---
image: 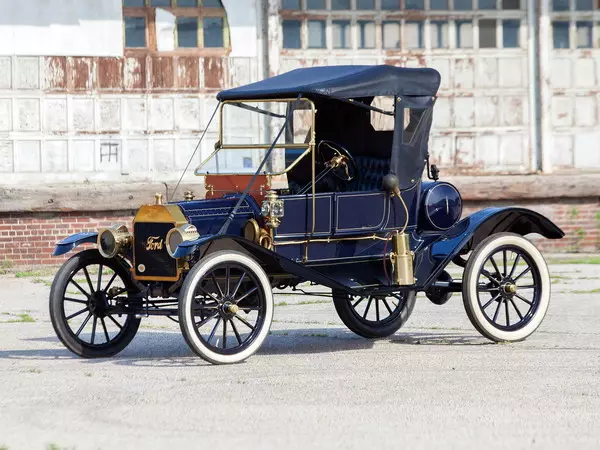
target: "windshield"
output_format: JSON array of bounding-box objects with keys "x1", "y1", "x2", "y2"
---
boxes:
[{"x1": 195, "y1": 99, "x2": 315, "y2": 176}]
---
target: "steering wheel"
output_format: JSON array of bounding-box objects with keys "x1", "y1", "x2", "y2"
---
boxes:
[{"x1": 317, "y1": 140, "x2": 358, "y2": 183}]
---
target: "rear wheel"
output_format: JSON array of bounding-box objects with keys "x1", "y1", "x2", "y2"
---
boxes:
[
  {"x1": 49, "y1": 250, "x2": 141, "y2": 358},
  {"x1": 179, "y1": 251, "x2": 273, "y2": 364},
  {"x1": 332, "y1": 290, "x2": 416, "y2": 338},
  {"x1": 462, "y1": 233, "x2": 550, "y2": 342}
]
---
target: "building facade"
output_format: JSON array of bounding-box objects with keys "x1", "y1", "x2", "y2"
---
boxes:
[{"x1": 0, "y1": 0, "x2": 599, "y2": 266}]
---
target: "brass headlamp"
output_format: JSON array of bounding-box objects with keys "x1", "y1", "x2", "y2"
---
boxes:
[
  {"x1": 97, "y1": 224, "x2": 132, "y2": 259},
  {"x1": 260, "y1": 190, "x2": 284, "y2": 228}
]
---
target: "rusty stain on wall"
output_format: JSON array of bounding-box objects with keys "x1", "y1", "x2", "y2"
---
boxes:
[
  {"x1": 177, "y1": 57, "x2": 199, "y2": 89},
  {"x1": 151, "y1": 57, "x2": 174, "y2": 89},
  {"x1": 124, "y1": 56, "x2": 147, "y2": 91},
  {"x1": 204, "y1": 57, "x2": 225, "y2": 89},
  {"x1": 44, "y1": 57, "x2": 67, "y2": 91},
  {"x1": 68, "y1": 57, "x2": 94, "y2": 91},
  {"x1": 98, "y1": 58, "x2": 123, "y2": 90}
]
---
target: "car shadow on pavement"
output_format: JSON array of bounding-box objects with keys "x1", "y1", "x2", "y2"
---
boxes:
[{"x1": 1, "y1": 329, "x2": 489, "y2": 365}]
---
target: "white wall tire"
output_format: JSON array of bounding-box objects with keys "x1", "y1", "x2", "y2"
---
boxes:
[
  {"x1": 179, "y1": 250, "x2": 273, "y2": 364},
  {"x1": 462, "y1": 232, "x2": 550, "y2": 342}
]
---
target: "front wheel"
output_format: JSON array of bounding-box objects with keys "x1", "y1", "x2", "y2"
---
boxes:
[
  {"x1": 462, "y1": 232, "x2": 550, "y2": 342},
  {"x1": 332, "y1": 290, "x2": 416, "y2": 338},
  {"x1": 179, "y1": 251, "x2": 274, "y2": 364},
  {"x1": 49, "y1": 249, "x2": 141, "y2": 358}
]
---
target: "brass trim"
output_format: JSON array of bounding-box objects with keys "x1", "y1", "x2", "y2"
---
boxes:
[{"x1": 273, "y1": 234, "x2": 390, "y2": 246}]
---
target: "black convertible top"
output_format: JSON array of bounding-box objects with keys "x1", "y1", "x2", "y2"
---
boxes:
[{"x1": 217, "y1": 65, "x2": 441, "y2": 101}]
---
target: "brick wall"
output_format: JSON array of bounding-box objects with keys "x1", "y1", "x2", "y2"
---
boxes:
[
  {"x1": 0, "y1": 210, "x2": 134, "y2": 267},
  {"x1": 1, "y1": 197, "x2": 598, "y2": 268}
]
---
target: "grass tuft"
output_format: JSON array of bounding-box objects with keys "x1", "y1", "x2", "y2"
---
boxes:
[
  {"x1": 6, "y1": 313, "x2": 35, "y2": 323},
  {"x1": 28, "y1": 368, "x2": 41, "y2": 374},
  {"x1": 572, "y1": 288, "x2": 600, "y2": 294},
  {"x1": 548, "y1": 257, "x2": 600, "y2": 265}
]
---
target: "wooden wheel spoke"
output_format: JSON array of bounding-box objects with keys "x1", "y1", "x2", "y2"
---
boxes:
[
  {"x1": 234, "y1": 286, "x2": 258, "y2": 304},
  {"x1": 66, "y1": 307, "x2": 89, "y2": 321},
  {"x1": 362, "y1": 297, "x2": 373, "y2": 319},
  {"x1": 492, "y1": 299, "x2": 502, "y2": 322},
  {"x1": 515, "y1": 293, "x2": 533, "y2": 305},
  {"x1": 375, "y1": 299, "x2": 380, "y2": 321},
  {"x1": 90, "y1": 316, "x2": 98, "y2": 345},
  {"x1": 83, "y1": 267, "x2": 95, "y2": 294},
  {"x1": 195, "y1": 312, "x2": 218, "y2": 328},
  {"x1": 107, "y1": 314, "x2": 123, "y2": 330},
  {"x1": 103, "y1": 272, "x2": 118, "y2": 294},
  {"x1": 231, "y1": 272, "x2": 247, "y2": 298},
  {"x1": 513, "y1": 266, "x2": 531, "y2": 283},
  {"x1": 235, "y1": 314, "x2": 255, "y2": 331},
  {"x1": 352, "y1": 297, "x2": 364, "y2": 308},
  {"x1": 198, "y1": 286, "x2": 220, "y2": 303},
  {"x1": 505, "y1": 298, "x2": 510, "y2": 326},
  {"x1": 64, "y1": 297, "x2": 88, "y2": 305},
  {"x1": 509, "y1": 298, "x2": 524, "y2": 320},
  {"x1": 70, "y1": 279, "x2": 91, "y2": 298},
  {"x1": 230, "y1": 319, "x2": 243, "y2": 345},
  {"x1": 480, "y1": 269, "x2": 501, "y2": 286},
  {"x1": 382, "y1": 299, "x2": 394, "y2": 315},
  {"x1": 96, "y1": 264, "x2": 103, "y2": 293},
  {"x1": 508, "y1": 253, "x2": 521, "y2": 279},
  {"x1": 75, "y1": 313, "x2": 92, "y2": 336},
  {"x1": 210, "y1": 272, "x2": 224, "y2": 298},
  {"x1": 225, "y1": 265, "x2": 231, "y2": 296},
  {"x1": 502, "y1": 250, "x2": 508, "y2": 278},
  {"x1": 481, "y1": 293, "x2": 501, "y2": 310},
  {"x1": 489, "y1": 256, "x2": 502, "y2": 279},
  {"x1": 101, "y1": 317, "x2": 110, "y2": 343},
  {"x1": 207, "y1": 317, "x2": 222, "y2": 344},
  {"x1": 223, "y1": 319, "x2": 227, "y2": 348}
]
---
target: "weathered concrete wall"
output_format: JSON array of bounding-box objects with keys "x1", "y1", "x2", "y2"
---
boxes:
[
  {"x1": 0, "y1": 0, "x2": 123, "y2": 57},
  {"x1": 0, "y1": 1, "x2": 262, "y2": 185}
]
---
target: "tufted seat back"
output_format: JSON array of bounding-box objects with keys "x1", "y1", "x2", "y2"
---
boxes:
[{"x1": 346, "y1": 156, "x2": 390, "y2": 192}]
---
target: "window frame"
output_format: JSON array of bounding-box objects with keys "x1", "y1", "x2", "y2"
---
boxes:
[
  {"x1": 123, "y1": 0, "x2": 229, "y2": 55},
  {"x1": 279, "y1": 0, "x2": 525, "y2": 52}
]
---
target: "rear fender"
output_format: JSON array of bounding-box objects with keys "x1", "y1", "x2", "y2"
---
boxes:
[
  {"x1": 415, "y1": 207, "x2": 564, "y2": 288},
  {"x1": 53, "y1": 232, "x2": 98, "y2": 257}
]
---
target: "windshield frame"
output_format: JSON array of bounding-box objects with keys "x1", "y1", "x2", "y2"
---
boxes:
[{"x1": 194, "y1": 98, "x2": 316, "y2": 177}]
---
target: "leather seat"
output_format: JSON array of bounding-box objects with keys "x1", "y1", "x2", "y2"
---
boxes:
[{"x1": 347, "y1": 156, "x2": 389, "y2": 192}]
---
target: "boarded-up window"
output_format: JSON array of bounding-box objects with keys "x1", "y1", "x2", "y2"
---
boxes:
[
  {"x1": 406, "y1": 21, "x2": 424, "y2": 49},
  {"x1": 332, "y1": 20, "x2": 351, "y2": 49},
  {"x1": 308, "y1": 20, "x2": 326, "y2": 48},
  {"x1": 383, "y1": 21, "x2": 401, "y2": 48},
  {"x1": 283, "y1": 20, "x2": 302, "y2": 48},
  {"x1": 359, "y1": 21, "x2": 376, "y2": 48},
  {"x1": 456, "y1": 20, "x2": 474, "y2": 48},
  {"x1": 576, "y1": 21, "x2": 593, "y2": 48},
  {"x1": 432, "y1": 21, "x2": 449, "y2": 48},
  {"x1": 479, "y1": 19, "x2": 497, "y2": 48}
]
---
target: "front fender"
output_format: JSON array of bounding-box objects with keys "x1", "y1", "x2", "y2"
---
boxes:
[
  {"x1": 415, "y1": 207, "x2": 564, "y2": 288},
  {"x1": 53, "y1": 232, "x2": 98, "y2": 256},
  {"x1": 174, "y1": 234, "x2": 358, "y2": 295}
]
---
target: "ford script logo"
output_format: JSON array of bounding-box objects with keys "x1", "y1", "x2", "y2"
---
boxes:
[{"x1": 145, "y1": 236, "x2": 164, "y2": 251}]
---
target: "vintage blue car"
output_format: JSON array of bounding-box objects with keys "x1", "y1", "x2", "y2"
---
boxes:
[{"x1": 50, "y1": 65, "x2": 564, "y2": 364}]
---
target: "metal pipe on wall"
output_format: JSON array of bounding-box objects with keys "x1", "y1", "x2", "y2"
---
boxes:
[{"x1": 528, "y1": 0, "x2": 541, "y2": 173}]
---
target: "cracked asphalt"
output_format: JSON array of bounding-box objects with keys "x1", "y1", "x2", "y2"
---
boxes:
[{"x1": 0, "y1": 258, "x2": 599, "y2": 450}]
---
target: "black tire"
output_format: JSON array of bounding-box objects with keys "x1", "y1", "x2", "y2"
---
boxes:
[
  {"x1": 332, "y1": 290, "x2": 416, "y2": 338},
  {"x1": 49, "y1": 249, "x2": 141, "y2": 358},
  {"x1": 462, "y1": 232, "x2": 550, "y2": 342}
]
